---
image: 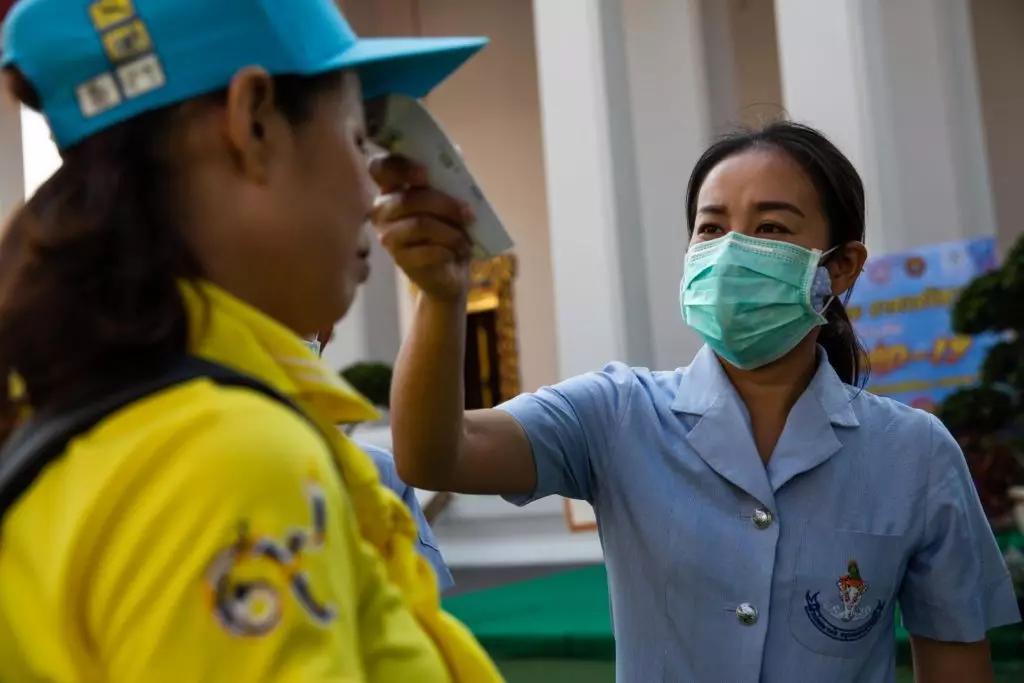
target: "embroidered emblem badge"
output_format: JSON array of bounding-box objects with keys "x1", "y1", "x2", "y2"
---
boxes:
[{"x1": 804, "y1": 559, "x2": 885, "y2": 642}]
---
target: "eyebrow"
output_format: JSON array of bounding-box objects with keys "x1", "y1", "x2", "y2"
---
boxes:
[{"x1": 697, "y1": 201, "x2": 806, "y2": 218}]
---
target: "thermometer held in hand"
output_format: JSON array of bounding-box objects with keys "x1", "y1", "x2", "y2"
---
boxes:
[{"x1": 365, "y1": 94, "x2": 514, "y2": 259}]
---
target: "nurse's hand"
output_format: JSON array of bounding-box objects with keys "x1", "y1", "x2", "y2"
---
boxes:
[{"x1": 369, "y1": 153, "x2": 474, "y2": 302}]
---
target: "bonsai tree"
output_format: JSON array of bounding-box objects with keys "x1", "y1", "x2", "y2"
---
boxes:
[
  {"x1": 938, "y1": 235, "x2": 1024, "y2": 522},
  {"x1": 340, "y1": 362, "x2": 393, "y2": 409}
]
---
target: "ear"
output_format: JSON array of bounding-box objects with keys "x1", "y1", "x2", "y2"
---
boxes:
[
  {"x1": 223, "y1": 67, "x2": 285, "y2": 183},
  {"x1": 827, "y1": 241, "x2": 868, "y2": 295}
]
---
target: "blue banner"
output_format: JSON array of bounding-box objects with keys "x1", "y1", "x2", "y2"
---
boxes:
[{"x1": 846, "y1": 237, "x2": 1001, "y2": 413}]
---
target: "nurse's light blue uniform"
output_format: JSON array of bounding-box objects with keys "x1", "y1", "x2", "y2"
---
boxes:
[
  {"x1": 498, "y1": 345, "x2": 1020, "y2": 683},
  {"x1": 357, "y1": 442, "x2": 455, "y2": 592}
]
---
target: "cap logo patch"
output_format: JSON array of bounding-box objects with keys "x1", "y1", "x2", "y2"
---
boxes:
[
  {"x1": 78, "y1": 0, "x2": 166, "y2": 118},
  {"x1": 88, "y1": 0, "x2": 136, "y2": 32},
  {"x1": 117, "y1": 54, "x2": 165, "y2": 99},
  {"x1": 101, "y1": 19, "x2": 152, "y2": 63},
  {"x1": 76, "y1": 73, "x2": 121, "y2": 118}
]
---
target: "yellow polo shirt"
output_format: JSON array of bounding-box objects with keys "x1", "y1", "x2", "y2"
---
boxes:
[{"x1": 0, "y1": 281, "x2": 502, "y2": 683}]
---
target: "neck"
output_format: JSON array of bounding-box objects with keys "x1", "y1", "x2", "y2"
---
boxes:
[{"x1": 720, "y1": 335, "x2": 819, "y2": 418}]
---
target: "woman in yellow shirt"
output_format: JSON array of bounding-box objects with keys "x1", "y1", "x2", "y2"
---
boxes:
[{"x1": 0, "y1": 1, "x2": 500, "y2": 681}]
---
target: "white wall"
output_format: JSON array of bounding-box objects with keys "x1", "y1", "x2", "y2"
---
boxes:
[
  {"x1": 775, "y1": 0, "x2": 996, "y2": 257},
  {"x1": 20, "y1": 109, "x2": 60, "y2": 199},
  {"x1": 970, "y1": 0, "x2": 1024, "y2": 253}
]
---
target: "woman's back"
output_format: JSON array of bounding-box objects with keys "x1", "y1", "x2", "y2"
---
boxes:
[{"x1": 0, "y1": 284, "x2": 456, "y2": 682}]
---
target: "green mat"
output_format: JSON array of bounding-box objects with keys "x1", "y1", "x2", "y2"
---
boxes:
[{"x1": 444, "y1": 534, "x2": 1023, "y2": 663}]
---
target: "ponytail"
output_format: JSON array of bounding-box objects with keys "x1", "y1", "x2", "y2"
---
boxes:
[{"x1": 818, "y1": 296, "x2": 865, "y2": 386}]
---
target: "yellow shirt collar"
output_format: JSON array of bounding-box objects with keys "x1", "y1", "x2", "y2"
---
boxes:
[{"x1": 180, "y1": 280, "x2": 379, "y2": 425}]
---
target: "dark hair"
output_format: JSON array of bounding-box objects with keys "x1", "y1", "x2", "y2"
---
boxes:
[
  {"x1": 684, "y1": 121, "x2": 867, "y2": 386},
  {"x1": 0, "y1": 69, "x2": 345, "y2": 444}
]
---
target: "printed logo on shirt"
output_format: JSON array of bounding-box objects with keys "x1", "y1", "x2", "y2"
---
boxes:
[
  {"x1": 203, "y1": 481, "x2": 337, "y2": 637},
  {"x1": 803, "y1": 559, "x2": 885, "y2": 642}
]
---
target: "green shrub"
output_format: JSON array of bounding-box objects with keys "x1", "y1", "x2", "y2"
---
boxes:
[
  {"x1": 340, "y1": 362, "x2": 393, "y2": 408},
  {"x1": 941, "y1": 235, "x2": 1024, "y2": 438}
]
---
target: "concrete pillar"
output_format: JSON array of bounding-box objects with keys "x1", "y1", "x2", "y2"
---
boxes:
[
  {"x1": 20, "y1": 109, "x2": 60, "y2": 200},
  {"x1": 0, "y1": 106, "x2": 28, "y2": 216},
  {"x1": 774, "y1": 0, "x2": 997, "y2": 255},
  {"x1": 532, "y1": 0, "x2": 709, "y2": 377},
  {"x1": 970, "y1": 0, "x2": 1024, "y2": 254},
  {"x1": 618, "y1": 0, "x2": 713, "y2": 371}
]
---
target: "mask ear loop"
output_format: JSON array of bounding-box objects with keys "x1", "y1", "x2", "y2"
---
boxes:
[
  {"x1": 816, "y1": 245, "x2": 843, "y2": 315},
  {"x1": 304, "y1": 334, "x2": 322, "y2": 358}
]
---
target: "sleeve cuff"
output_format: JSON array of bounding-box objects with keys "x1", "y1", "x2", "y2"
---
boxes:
[
  {"x1": 902, "y1": 574, "x2": 1022, "y2": 642},
  {"x1": 496, "y1": 396, "x2": 561, "y2": 507}
]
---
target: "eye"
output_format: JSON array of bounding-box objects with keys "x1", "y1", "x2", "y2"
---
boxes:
[
  {"x1": 755, "y1": 222, "x2": 792, "y2": 235},
  {"x1": 696, "y1": 223, "x2": 724, "y2": 235}
]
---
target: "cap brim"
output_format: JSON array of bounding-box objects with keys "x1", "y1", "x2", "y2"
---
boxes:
[{"x1": 324, "y1": 36, "x2": 487, "y2": 101}]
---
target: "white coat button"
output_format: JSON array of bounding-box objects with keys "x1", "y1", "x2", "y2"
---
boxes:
[
  {"x1": 736, "y1": 602, "x2": 758, "y2": 625},
  {"x1": 752, "y1": 508, "x2": 773, "y2": 530}
]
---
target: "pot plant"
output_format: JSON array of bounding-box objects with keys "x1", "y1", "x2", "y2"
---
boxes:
[
  {"x1": 937, "y1": 236, "x2": 1024, "y2": 614},
  {"x1": 937, "y1": 235, "x2": 1024, "y2": 527},
  {"x1": 340, "y1": 362, "x2": 393, "y2": 432}
]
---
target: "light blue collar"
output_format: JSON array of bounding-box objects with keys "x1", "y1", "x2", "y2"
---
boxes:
[
  {"x1": 669, "y1": 345, "x2": 861, "y2": 508},
  {"x1": 671, "y1": 344, "x2": 860, "y2": 428}
]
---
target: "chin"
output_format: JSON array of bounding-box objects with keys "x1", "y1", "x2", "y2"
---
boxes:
[{"x1": 331, "y1": 279, "x2": 360, "y2": 322}]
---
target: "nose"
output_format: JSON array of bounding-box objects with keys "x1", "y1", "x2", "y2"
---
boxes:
[{"x1": 359, "y1": 164, "x2": 377, "y2": 217}]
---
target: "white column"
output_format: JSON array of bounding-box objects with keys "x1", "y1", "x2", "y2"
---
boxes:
[
  {"x1": 532, "y1": 0, "x2": 643, "y2": 378},
  {"x1": 618, "y1": 0, "x2": 712, "y2": 371},
  {"x1": 533, "y1": 0, "x2": 710, "y2": 377},
  {"x1": 774, "y1": 0, "x2": 996, "y2": 255},
  {"x1": 0, "y1": 106, "x2": 27, "y2": 216}
]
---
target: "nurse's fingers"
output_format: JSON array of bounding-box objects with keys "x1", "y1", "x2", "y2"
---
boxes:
[
  {"x1": 371, "y1": 186, "x2": 471, "y2": 229},
  {"x1": 376, "y1": 215, "x2": 473, "y2": 261},
  {"x1": 391, "y1": 244, "x2": 466, "y2": 271},
  {"x1": 368, "y1": 153, "x2": 429, "y2": 193}
]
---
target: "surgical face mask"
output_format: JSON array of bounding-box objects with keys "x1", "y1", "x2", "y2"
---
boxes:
[
  {"x1": 680, "y1": 232, "x2": 838, "y2": 370},
  {"x1": 302, "y1": 337, "x2": 322, "y2": 357}
]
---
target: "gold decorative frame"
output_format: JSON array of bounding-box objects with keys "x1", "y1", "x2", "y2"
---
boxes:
[
  {"x1": 405, "y1": 253, "x2": 521, "y2": 404},
  {"x1": 467, "y1": 253, "x2": 521, "y2": 403}
]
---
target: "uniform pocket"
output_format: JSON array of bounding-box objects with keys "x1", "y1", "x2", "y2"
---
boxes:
[{"x1": 789, "y1": 528, "x2": 903, "y2": 659}]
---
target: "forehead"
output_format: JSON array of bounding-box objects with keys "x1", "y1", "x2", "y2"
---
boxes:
[{"x1": 697, "y1": 148, "x2": 819, "y2": 208}]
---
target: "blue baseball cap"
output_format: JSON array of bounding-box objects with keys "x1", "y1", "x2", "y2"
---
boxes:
[{"x1": 1, "y1": 0, "x2": 487, "y2": 149}]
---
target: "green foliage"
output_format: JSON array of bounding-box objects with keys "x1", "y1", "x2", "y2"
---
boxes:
[
  {"x1": 937, "y1": 385, "x2": 1016, "y2": 436},
  {"x1": 941, "y1": 235, "x2": 1024, "y2": 438},
  {"x1": 341, "y1": 362, "x2": 393, "y2": 408},
  {"x1": 950, "y1": 271, "x2": 1005, "y2": 336},
  {"x1": 981, "y1": 340, "x2": 1024, "y2": 390}
]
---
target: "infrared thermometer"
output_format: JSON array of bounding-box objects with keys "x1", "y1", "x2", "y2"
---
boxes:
[{"x1": 365, "y1": 94, "x2": 514, "y2": 259}]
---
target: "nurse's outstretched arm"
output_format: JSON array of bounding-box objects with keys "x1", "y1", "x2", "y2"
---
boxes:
[{"x1": 373, "y1": 155, "x2": 630, "y2": 499}]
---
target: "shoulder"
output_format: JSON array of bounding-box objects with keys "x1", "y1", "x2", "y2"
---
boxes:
[
  {"x1": 94, "y1": 378, "x2": 336, "y2": 504},
  {"x1": 844, "y1": 387, "x2": 960, "y2": 476},
  {"x1": 499, "y1": 362, "x2": 688, "y2": 431},
  {"x1": 848, "y1": 387, "x2": 945, "y2": 446},
  {"x1": 543, "y1": 361, "x2": 683, "y2": 407}
]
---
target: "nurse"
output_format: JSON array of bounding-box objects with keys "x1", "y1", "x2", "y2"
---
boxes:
[
  {"x1": 0, "y1": 0, "x2": 498, "y2": 681},
  {"x1": 372, "y1": 121, "x2": 1021, "y2": 682}
]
